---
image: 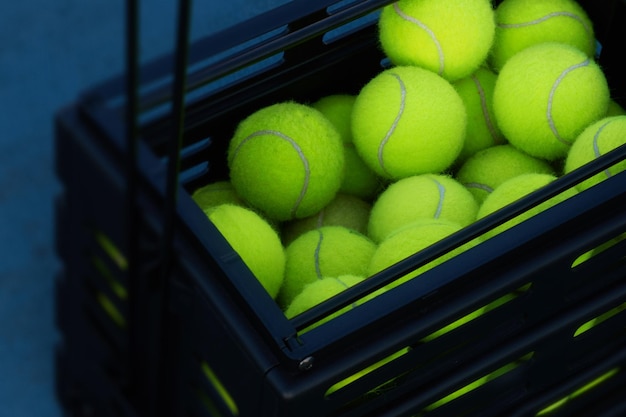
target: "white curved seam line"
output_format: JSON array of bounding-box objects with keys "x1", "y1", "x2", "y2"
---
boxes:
[
  {"x1": 593, "y1": 119, "x2": 615, "y2": 178},
  {"x1": 233, "y1": 130, "x2": 310, "y2": 218},
  {"x1": 314, "y1": 229, "x2": 324, "y2": 280},
  {"x1": 471, "y1": 74, "x2": 501, "y2": 144},
  {"x1": 547, "y1": 59, "x2": 590, "y2": 146},
  {"x1": 431, "y1": 178, "x2": 446, "y2": 219},
  {"x1": 464, "y1": 182, "x2": 494, "y2": 193},
  {"x1": 498, "y1": 11, "x2": 595, "y2": 52},
  {"x1": 393, "y1": 2, "x2": 444, "y2": 76},
  {"x1": 378, "y1": 72, "x2": 406, "y2": 177},
  {"x1": 316, "y1": 208, "x2": 326, "y2": 228}
]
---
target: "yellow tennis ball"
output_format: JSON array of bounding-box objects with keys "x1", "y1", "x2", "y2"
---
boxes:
[
  {"x1": 312, "y1": 95, "x2": 355, "y2": 142},
  {"x1": 278, "y1": 226, "x2": 377, "y2": 308},
  {"x1": 281, "y1": 193, "x2": 372, "y2": 246},
  {"x1": 477, "y1": 173, "x2": 578, "y2": 239},
  {"x1": 367, "y1": 219, "x2": 476, "y2": 290},
  {"x1": 378, "y1": 0, "x2": 496, "y2": 81},
  {"x1": 368, "y1": 174, "x2": 479, "y2": 243},
  {"x1": 205, "y1": 204, "x2": 285, "y2": 299},
  {"x1": 284, "y1": 275, "x2": 365, "y2": 326},
  {"x1": 192, "y1": 181, "x2": 245, "y2": 209},
  {"x1": 312, "y1": 95, "x2": 383, "y2": 199},
  {"x1": 606, "y1": 100, "x2": 626, "y2": 117},
  {"x1": 455, "y1": 144, "x2": 555, "y2": 204},
  {"x1": 228, "y1": 101, "x2": 344, "y2": 221},
  {"x1": 452, "y1": 67, "x2": 505, "y2": 162},
  {"x1": 493, "y1": 43, "x2": 610, "y2": 161},
  {"x1": 564, "y1": 116, "x2": 626, "y2": 192},
  {"x1": 352, "y1": 66, "x2": 466, "y2": 180},
  {"x1": 491, "y1": 0, "x2": 596, "y2": 71}
]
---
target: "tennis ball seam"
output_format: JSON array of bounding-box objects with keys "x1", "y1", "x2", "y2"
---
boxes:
[
  {"x1": 463, "y1": 182, "x2": 494, "y2": 193},
  {"x1": 498, "y1": 11, "x2": 594, "y2": 52},
  {"x1": 430, "y1": 177, "x2": 445, "y2": 219},
  {"x1": 314, "y1": 229, "x2": 324, "y2": 279},
  {"x1": 592, "y1": 119, "x2": 619, "y2": 179},
  {"x1": 334, "y1": 276, "x2": 359, "y2": 309},
  {"x1": 231, "y1": 129, "x2": 310, "y2": 218},
  {"x1": 392, "y1": 2, "x2": 445, "y2": 76},
  {"x1": 547, "y1": 58, "x2": 591, "y2": 146},
  {"x1": 378, "y1": 72, "x2": 407, "y2": 177},
  {"x1": 471, "y1": 73, "x2": 501, "y2": 145}
]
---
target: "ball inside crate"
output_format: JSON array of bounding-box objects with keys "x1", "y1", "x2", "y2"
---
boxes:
[
  {"x1": 175, "y1": 1, "x2": 626, "y2": 415},
  {"x1": 189, "y1": 0, "x2": 624, "y2": 320}
]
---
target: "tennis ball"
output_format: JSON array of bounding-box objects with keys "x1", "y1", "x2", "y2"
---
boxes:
[
  {"x1": 352, "y1": 66, "x2": 466, "y2": 180},
  {"x1": 607, "y1": 100, "x2": 626, "y2": 117},
  {"x1": 278, "y1": 226, "x2": 377, "y2": 308},
  {"x1": 452, "y1": 67, "x2": 505, "y2": 162},
  {"x1": 281, "y1": 193, "x2": 372, "y2": 245},
  {"x1": 564, "y1": 116, "x2": 626, "y2": 192},
  {"x1": 312, "y1": 95, "x2": 355, "y2": 142},
  {"x1": 313, "y1": 95, "x2": 383, "y2": 199},
  {"x1": 493, "y1": 43, "x2": 610, "y2": 161},
  {"x1": 477, "y1": 173, "x2": 579, "y2": 239},
  {"x1": 378, "y1": 0, "x2": 496, "y2": 81},
  {"x1": 192, "y1": 181, "x2": 244, "y2": 209},
  {"x1": 367, "y1": 219, "x2": 476, "y2": 290},
  {"x1": 491, "y1": 0, "x2": 596, "y2": 71},
  {"x1": 368, "y1": 174, "x2": 479, "y2": 243},
  {"x1": 455, "y1": 144, "x2": 555, "y2": 204},
  {"x1": 205, "y1": 204, "x2": 285, "y2": 299},
  {"x1": 284, "y1": 275, "x2": 365, "y2": 327},
  {"x1": 228, "y1": 101, "x2": 344, "y2": 221}
]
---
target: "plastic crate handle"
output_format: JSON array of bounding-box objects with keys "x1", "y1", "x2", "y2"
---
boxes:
[{"x1": 125, "y1": 0, "x2": 192, "y2": 415}]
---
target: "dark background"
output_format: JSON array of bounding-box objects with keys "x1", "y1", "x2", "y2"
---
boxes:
[{"x1": 0, "y1": 1, "x2": 287, "y2": 415}]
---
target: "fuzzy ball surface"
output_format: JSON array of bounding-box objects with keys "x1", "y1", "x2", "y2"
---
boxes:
[
  {"x1": 453, "y1": 67, "x2": 505, "y2": 162},
  {"x1": 379, "y1": 0, "x2": 496, "y2": 81},
  {"x1": 281, "y1": 193, "x2": 372, "y2": 245},
  {"x1": 205, "y1": 204, "x2": 285, "y2": 299},
  {"x1": 278, "y1": 226, "x2": 377, "y2": 308},
  {"x1": 564, "y1": 116, "x2": 626, "y2": 191},
  {"x1": 455, "y1": 144, "x2": 555, "y2": 203},
  {"x1": 368, "y1": 174, "x2": 478, "y2": 243},
  {"x1": 352, "y1": 66, "x2": 466, "y2": 180},
  {"x1": 228, "y1": 101, "x2": 344, "y2": 221},
  {"x1": 493, "y1": 43, "x2": 610, "y2": 161},
  {"x1": 367, "y1": 218, "x2": 475, "y2": 290},
  {"x1": 491, "y1": 0, "x2": 596, "y2": 71},
  {"x1": 477, "y1": 173, "x2": 578, "y2": 239}
]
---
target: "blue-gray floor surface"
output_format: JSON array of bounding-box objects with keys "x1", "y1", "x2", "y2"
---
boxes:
[{"x1": 0, "y1": 1, "x2": 288, "y2": 415}]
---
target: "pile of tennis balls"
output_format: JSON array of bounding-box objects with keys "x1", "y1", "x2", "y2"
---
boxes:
[{"x1": 193, "y1": 0, "x2": 626, "y2": 328}]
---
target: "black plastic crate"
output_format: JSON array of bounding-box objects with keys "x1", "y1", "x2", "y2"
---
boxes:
[{"x1": 54, "y1": 0, "x2": 626, "y2": 416}]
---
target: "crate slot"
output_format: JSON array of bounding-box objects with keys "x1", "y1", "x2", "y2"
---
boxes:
[
  {"x1": 325, "y1": 346, "x2": 411, "y2": 398},
  {"x1": 88, "y1": 231, "x2": 129, "y2": 329},
  {"x1": 573, "y1": 300, "x2": 626, "y2": 337},
  {"x1": 571, "y1": 232, "x2": 626, "y2": 269},
  {"x1": 421, "y1": 352, "x2": 535, "y2": 415},
  {"x1": 199, "y1": 362, "x2": 239, "y2": 417},
  {"x1": 420, "y1": 283, "x2": 533, "y2": 343},
  {"x1": 94, "y1": 230, "x2": 129, "y2": 271},
  {"x1": 82, "y1": 273, "x2": 127, "y2": 355},
  {"x1": 188, "y1": 353, "x2": 240, "y2": 417},
  {"x1": 90, "y1": 255, "x2": 128, "y2": 300},
  {"x1": 535, "y1": 367, "x2": 621, "y2": 416}
]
